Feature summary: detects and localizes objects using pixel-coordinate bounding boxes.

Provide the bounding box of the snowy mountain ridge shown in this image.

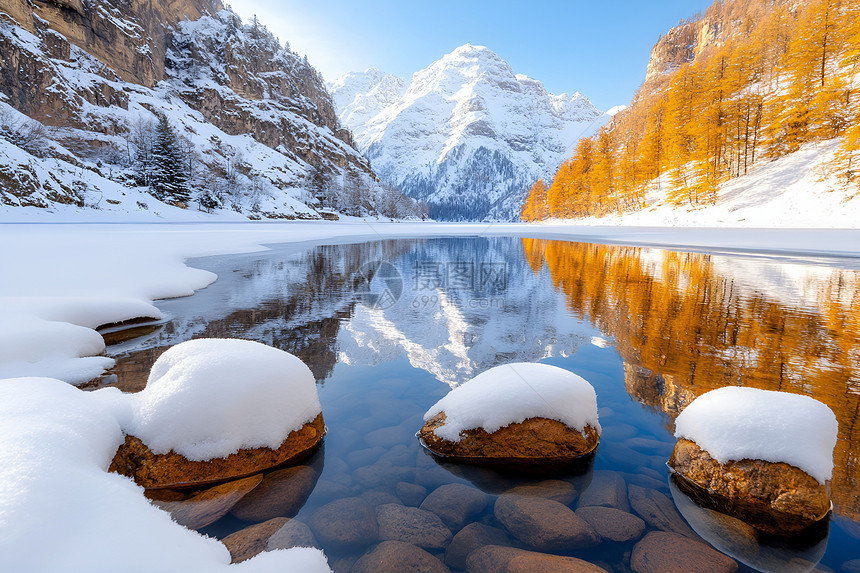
[330,44,612,221]
[0,1,421,220]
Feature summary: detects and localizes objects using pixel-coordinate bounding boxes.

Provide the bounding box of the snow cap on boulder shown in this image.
[128,338,322,461]
[674,386,838,483]
[423,362,600,442]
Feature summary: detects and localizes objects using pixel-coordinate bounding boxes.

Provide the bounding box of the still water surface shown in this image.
[96,237,860,571]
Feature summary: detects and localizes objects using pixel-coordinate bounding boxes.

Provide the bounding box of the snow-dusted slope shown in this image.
[0,4,420,220]
[330,45,610,221]
[328,69,406,134]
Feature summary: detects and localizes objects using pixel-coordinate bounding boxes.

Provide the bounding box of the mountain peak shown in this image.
[330,48,610,221]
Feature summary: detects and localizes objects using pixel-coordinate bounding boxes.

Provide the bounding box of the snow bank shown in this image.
[674,387,838,483]
[127,338,322,461]
[423,362,600,441]
[0,377,330,573]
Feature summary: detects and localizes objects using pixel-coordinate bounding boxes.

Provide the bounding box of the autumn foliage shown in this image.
[523,0,860,221]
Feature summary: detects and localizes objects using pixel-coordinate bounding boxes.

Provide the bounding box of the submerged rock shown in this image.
[266,520,320,551]
[669,438,831,535]
[229,465,319,522]
[376,503,453,549]
[466,545,607,573]
[494,494,600,551]
[418,412,599,470]
[631,531,738,573]
[420,483,488,530]
[504,480,577,505]
[352,541,449,573]
[575,506,645,543]
[150,473,262,530]
[306,497,379,552]
[222,517,290,563]
[445,523,512,570]
[110,413,325,489]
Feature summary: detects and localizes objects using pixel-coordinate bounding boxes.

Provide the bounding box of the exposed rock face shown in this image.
[0,0,375,216]
[418,412,599,469]
[109,413,325,489]
[668,438,831,535]
[29,0,220,88]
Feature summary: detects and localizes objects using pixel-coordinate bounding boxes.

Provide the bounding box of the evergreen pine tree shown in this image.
[150,114,191,205]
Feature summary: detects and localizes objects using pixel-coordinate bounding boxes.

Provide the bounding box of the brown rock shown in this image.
[575,506,646,542]
[352,540,449,573]
[494,494,600,551]
[420,483,488,530]
[396,482,428,506]
[577,470,629,512]
[445,523,512,570]
[150,474,262,530]
[361,490,403,508]
[628,484,698,538]
[222,517,289,563]
[229,465,317,522]
[631,531,738,573]
[306,497,378,552]
[466,545,607,573]
[669,438,831,535]
[504,480,577,505]
[417,412,599,469]
[376,503,453,549]
[109,413,325,489]
[266,520,320,551]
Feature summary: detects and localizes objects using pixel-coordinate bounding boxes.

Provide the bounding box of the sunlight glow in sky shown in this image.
[229,0,714,111]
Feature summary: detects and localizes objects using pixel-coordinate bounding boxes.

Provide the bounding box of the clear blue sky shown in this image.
[230,0,714,111]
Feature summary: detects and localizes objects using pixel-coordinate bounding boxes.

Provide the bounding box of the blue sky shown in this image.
[230,1,714,111]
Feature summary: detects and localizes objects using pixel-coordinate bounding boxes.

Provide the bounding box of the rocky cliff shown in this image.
[0,0,399,218]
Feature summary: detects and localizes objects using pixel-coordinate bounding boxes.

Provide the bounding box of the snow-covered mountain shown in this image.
[330,45,611,221]
[0,0,420,220]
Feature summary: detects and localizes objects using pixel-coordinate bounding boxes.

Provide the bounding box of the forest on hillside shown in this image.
[522,0,860,221]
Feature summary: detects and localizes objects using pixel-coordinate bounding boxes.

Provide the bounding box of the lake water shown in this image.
[94,236,860,571]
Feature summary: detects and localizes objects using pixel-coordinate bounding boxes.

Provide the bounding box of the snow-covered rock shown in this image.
[417,363,601,468]
[108,338,326,488]
[0,376,331,572]
[330,45,611,221]
[670,387,837,535]
[127,338,322,460]
[673,387,837,483]
[423,363,601,441]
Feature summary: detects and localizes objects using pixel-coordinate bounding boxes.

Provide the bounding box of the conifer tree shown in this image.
[150,114,191,205]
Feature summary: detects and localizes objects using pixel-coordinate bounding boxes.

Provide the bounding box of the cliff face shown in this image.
[0,0,382,217]
[644,17,720,83]
[17,0,220,86]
